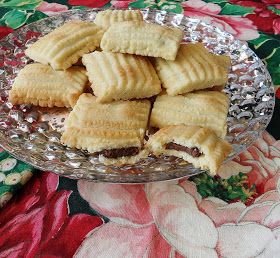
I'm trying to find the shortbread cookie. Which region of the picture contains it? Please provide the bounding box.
[61,94,151,164]
[150,91,229,138]
[82,51,161,103]
[94,10,143,29]
[25,21,104,70]
[9,63,88,108]
[146,125,232,175]
[100,21,183,60]
[154,43,231,95]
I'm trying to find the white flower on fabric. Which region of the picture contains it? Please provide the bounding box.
[0,173,6,183]
[217,222,274,258]
[217,160,251,179]
[0,158,17,172]
[4,173,21,185]
[256,227,280,258]
[75,132,280,257]
[20,170,33,185]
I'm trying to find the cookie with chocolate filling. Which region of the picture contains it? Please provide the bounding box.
[61,93,150,165]
[146,125,232,175]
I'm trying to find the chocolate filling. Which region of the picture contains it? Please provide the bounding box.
[165,142,202,158]
[97,147,139,159]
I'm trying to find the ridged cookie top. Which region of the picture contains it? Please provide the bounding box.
[9,63,88,108]
[25,21,104,70]
[61,94,151,153]
[66,93,151,131]
[94,10,143,29]
[100,21,183,60]
[154,43,231,95]
[82,51,161,102]
[150,91,229,138]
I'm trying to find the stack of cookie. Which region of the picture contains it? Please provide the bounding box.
[9,9,232,174]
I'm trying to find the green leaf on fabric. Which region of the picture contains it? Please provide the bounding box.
[26,10,47,24]
[0,152,9,160]
[268,6,280,15]
[0,0,42,10]
[13,162,33,173]
[0,7,11,18]
[71,6,88,10]
[129,0,157,9]
[0,185,11,196]
[249,33,272,47]
[265,47,280,62]
[103,2,112,8]
[249,32,280,85]
[220,3,255,16]
[130,0,183,13]
[160,2,183,14]
[267,63,280,85]
[190,172,256,203]
[58,177,110,222]
[0,9,30,29]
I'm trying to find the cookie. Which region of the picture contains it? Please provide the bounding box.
[154,43,231,95]
[146,125,232,174]
[100,21,183,60]
[150,90,229,138]
[94,9,143,29]
[25,21,104,70]
[61,94,151,164]
[9,63,88,108]
[82,51,161,103]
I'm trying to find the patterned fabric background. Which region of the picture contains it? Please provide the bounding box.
[0,1,280,257]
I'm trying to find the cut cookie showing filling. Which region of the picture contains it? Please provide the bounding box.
[165,143,202,158]
[61,93,151,165]
[146,125,232,175]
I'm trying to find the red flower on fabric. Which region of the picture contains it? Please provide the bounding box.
[276,87,280,99]
[68,0,110,8]
[183,0,259,40]
[273,18,280,34]
[0,172,103,257]
[0,26,13,39]
[262,0,280,4]
[230,0,280,34]
[36,1,68,16]
[111,0,132,8]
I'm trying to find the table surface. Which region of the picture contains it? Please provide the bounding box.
[0,0,280,257]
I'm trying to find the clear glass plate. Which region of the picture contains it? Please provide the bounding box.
[0,8,275,183]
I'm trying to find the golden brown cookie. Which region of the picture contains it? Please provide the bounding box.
[100,21,183,60]
[82,51,161,103]
[25,21,104,70]
[150,90,229,138]
[154,43,231,95]
[61,94,151,165]
[146,125,232,174]
[94,10,143,29]
[9,63,88,108]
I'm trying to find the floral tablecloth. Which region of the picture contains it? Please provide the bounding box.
[0,0,280,257]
